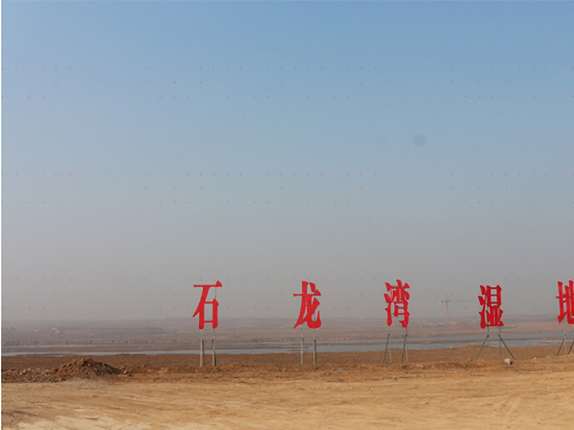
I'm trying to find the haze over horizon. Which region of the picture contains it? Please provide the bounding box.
[1,313,561,326]
[2,2,573,324]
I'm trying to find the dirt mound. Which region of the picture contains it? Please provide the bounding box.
[2,358,123,383]
[46,358,121,380]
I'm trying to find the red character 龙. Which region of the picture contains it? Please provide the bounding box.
[384,279,411,328]
[193,280,222,329]
[293,281,322,329]
[557,280,574,324]
[478,285,504,329]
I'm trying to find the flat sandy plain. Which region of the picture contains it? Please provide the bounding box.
[3,345,574,430]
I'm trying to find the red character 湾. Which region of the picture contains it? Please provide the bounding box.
[193,280,222,329]
[293,281,322,329]
[384,279,411,328]
[557,280,574,324]
[478,285,504,329]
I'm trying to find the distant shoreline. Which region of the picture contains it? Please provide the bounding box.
[3,331,568,357]
[3,344,569,376]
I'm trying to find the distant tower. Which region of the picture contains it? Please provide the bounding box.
[440,295,452,325]
[439,294,470,325]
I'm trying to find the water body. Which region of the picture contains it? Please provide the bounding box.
[2,332,570,357]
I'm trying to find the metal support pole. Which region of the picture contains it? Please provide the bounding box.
[212,328,216,366]
[200,329,204,367]
[499,327,502,359]
[487,326,490,360]
[313,330,317,366]
[557,330,566,356]
[401,328,408,363]
[498,334,515,360]
[300,328,304,365]
[406,327,409,362]
[568,336,574,355]
[475,333,490,360]
[383,332,391,364]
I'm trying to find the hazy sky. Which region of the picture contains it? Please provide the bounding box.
[2,1,573,324]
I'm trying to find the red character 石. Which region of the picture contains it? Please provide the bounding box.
[384,279,411,328]
[293,281,322,329]
[557,280,574,324]
[193,280,222,329]
[478,285,504,329]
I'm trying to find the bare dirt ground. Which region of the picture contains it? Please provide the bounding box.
[3,346,574,430]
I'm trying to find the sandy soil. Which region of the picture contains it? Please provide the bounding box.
[3,346,574,430]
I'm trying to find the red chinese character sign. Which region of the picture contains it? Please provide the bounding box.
[478,285,504,329]
[293,281,321,365]
[556,280,574,356]
[475,284,514,361]
[193,280,222,329]
[384,279,410,328]
[557,280,574,324]
[293,281,322,329]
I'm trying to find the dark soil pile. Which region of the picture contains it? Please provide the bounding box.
[46,358,121,380]
[2,358,124,383]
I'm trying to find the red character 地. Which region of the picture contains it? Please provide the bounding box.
[193,280,222,329]
[478,285,504,329]
[293,281,322,329]
[384,279,410,328]
[557,280,574,324]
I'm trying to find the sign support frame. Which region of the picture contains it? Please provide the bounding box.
[383,332,393,364]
